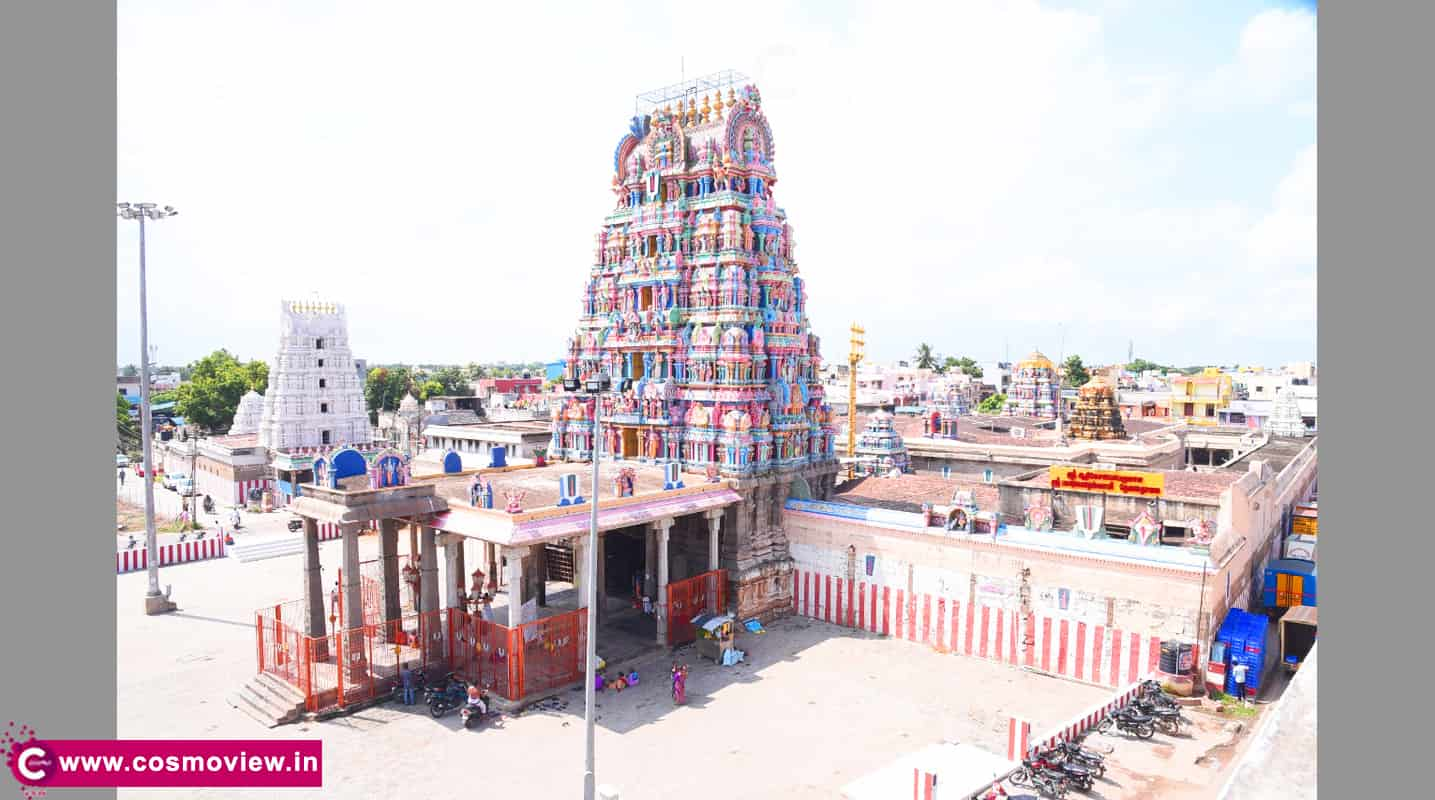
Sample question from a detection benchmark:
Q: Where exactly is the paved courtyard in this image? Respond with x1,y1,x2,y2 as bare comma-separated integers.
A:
117,538,1126,799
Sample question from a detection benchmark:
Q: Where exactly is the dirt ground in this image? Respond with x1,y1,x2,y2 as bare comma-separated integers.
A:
116,541,1117,799
996,691,1268,799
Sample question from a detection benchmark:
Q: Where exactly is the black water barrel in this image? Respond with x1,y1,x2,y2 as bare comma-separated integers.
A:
1160,640,1195,674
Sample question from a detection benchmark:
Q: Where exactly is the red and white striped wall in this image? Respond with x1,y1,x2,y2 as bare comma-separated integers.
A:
116,537,227,574
235,478,273,505
791,569,1164,689
313,521,378,541
1015,676,1149,758
912,767,938,800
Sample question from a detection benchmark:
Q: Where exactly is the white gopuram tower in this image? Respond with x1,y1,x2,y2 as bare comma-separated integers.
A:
228,389,265,436
1266,386,1307,438
257,299,370,450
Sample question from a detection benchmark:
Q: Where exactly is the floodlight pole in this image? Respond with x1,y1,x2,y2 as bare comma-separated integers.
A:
582,374,607,800
118,201,179,615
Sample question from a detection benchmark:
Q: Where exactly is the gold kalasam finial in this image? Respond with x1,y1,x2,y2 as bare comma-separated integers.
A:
701,94,712,122
687,97,697,125
726,88,736,108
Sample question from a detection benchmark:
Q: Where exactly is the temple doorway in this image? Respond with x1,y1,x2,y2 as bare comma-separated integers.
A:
621,427,639,459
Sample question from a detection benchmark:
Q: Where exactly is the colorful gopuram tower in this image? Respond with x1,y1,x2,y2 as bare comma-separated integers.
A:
552,76,840,617
1004,350,1060,418
853,410,912,476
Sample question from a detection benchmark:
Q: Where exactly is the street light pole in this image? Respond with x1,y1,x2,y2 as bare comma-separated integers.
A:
118,202,179,615
576,371,611,800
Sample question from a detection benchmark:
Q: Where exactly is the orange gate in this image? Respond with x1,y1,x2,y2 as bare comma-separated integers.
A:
666,569,728,645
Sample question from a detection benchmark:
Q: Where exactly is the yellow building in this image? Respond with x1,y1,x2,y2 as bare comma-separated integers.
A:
1169,368,1232,426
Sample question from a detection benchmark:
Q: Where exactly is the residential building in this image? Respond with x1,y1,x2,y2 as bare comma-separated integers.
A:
1169,368,1233,426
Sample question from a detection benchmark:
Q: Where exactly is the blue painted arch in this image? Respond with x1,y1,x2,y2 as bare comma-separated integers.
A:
442,450,463,474
330,448,368,480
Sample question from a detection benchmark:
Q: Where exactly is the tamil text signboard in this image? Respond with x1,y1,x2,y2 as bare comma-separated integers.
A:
1049,466,1164,498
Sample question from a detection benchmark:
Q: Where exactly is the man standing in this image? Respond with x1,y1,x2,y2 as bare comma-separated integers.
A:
1232,662,1248,704
119,468,126,488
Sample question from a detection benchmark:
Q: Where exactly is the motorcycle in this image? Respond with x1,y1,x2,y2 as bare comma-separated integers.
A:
202,495,215,514
1052,740,1106,779
1097,707,1155,740
287,517,304,532
1026,767,1071,800
671,664,689,706
1138,680,1180,708
460,687,494,730
1015,753,1092,794
1132,698,1189,736
426,673,468,718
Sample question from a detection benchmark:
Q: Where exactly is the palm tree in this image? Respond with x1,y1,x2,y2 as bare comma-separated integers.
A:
914,343,938,370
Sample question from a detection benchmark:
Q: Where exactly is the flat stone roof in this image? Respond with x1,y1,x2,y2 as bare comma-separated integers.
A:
414,460,690,511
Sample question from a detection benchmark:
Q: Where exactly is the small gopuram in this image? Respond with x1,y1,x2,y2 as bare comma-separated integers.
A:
552,73,841,619
1068,372,1126,440
1004,350,1060,418
258,299,385,505
853,410,912,476
228,389,264,436
1267,386,1307,437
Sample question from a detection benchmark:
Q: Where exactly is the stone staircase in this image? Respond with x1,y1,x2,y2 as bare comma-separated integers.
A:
228,673,307,727
228,532,305,563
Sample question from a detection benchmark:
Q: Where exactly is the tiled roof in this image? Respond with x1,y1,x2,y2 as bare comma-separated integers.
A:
833,473,999,514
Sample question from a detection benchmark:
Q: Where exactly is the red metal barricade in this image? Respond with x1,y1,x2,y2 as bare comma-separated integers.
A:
666,569,728,645
512,608,587,701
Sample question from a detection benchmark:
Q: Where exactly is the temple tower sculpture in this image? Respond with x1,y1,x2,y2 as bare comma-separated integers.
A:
1068,373,1126,440
1267,386,1307,437
228,389,265,436
1004,350,1060,418
556,77,840,619
257,300,370,450
853,410,912,476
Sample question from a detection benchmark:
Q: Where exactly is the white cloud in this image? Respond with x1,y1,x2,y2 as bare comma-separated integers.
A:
1191,8,1317,112
1246,143,1317,272
117,0,1317,369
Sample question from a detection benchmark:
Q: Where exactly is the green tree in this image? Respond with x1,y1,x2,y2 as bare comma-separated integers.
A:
1126,358,1171,374
417,380,444,401
365,366,414,412
464,362,486,381
977,393,1006,414
173,350,269,433
914,343,938,370
431,366,473,397
150,390,178,405
1063,355,1090,387
117,391,139,453
120,364,138,377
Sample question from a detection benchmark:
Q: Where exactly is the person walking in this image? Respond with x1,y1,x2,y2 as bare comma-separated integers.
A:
119,468,126,488
1231,662,1248,704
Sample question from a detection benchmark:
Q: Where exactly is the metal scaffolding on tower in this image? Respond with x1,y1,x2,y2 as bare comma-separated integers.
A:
634,69,751,114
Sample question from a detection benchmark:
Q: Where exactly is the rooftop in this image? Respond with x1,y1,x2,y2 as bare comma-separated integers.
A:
414,460,684,511
1226,435,1313,474
1008,467,1239,502
833,473,998,514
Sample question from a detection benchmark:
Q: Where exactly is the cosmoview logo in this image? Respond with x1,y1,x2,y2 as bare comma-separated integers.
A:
15,746,52,782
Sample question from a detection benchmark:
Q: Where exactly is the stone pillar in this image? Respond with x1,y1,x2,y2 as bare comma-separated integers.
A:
341,522,363,631
705,509,723,572
379,519,401,625
443,538,463,610
535,544,548,607
595,531,607,629
301,518,327,660
487,542,499,594
420,526,440,616
341,521,365,676
644,528,658,598
505,547,526,627
653,517,674,646
572,536,586,596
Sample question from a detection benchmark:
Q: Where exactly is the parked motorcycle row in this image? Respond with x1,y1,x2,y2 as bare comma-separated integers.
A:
1008,680,1190,798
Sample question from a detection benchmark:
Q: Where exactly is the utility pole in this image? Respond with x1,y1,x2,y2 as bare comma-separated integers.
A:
578,370,612,800
118,202,179,615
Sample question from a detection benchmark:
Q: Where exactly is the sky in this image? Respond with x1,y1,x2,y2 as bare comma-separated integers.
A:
117,0,1317,371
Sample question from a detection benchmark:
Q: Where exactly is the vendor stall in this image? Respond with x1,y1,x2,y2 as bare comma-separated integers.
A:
691,612,737,664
